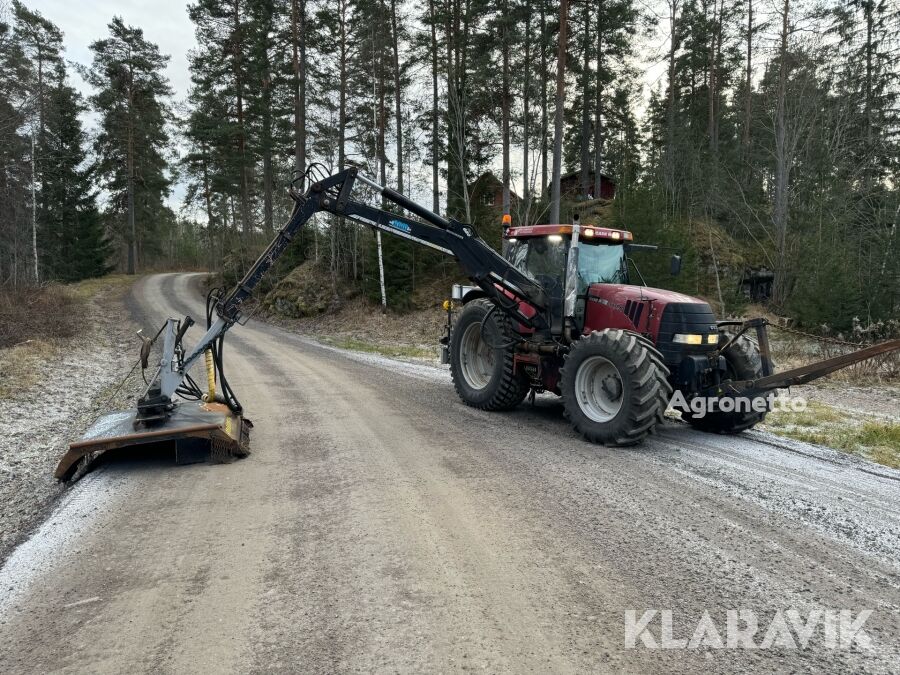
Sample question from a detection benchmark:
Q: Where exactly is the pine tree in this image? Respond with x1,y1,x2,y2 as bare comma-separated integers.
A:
39,73,110,281
85,17,172,274
0,8,31,286
12,0,62,282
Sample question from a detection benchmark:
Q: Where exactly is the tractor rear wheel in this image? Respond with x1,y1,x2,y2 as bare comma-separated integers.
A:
449,299,528,411
560,329,671,446
683,333,770,434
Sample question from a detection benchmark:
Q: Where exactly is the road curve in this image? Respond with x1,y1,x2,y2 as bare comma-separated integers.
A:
1,273,898,673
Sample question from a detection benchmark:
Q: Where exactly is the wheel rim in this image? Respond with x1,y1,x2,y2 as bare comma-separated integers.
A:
460,322,495,389
574,355,624,423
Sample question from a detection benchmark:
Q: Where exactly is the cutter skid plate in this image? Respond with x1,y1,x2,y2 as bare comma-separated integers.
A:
56,402,250,481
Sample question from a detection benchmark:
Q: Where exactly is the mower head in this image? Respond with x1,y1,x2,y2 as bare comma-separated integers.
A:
55,401,250,482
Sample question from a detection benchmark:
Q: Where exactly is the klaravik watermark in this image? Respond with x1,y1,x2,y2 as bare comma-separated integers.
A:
667,390,808,419
625,609,873,650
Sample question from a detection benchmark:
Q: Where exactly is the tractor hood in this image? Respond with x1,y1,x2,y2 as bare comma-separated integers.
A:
587,283,709,313
584,283,719,361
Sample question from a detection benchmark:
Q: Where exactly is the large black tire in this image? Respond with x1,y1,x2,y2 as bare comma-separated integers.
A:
560,329,672,446
683,333,770,434
449,299,528,411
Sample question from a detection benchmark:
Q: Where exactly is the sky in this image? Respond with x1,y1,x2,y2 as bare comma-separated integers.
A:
32,0,197,101
28,1,198,210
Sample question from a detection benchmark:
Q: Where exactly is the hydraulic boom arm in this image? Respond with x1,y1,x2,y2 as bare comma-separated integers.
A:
149,168,550,416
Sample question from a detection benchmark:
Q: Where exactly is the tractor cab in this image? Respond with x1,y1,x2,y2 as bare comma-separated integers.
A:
503,224,634,330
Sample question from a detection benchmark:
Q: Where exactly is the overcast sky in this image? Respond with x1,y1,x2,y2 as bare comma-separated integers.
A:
32,0,197,101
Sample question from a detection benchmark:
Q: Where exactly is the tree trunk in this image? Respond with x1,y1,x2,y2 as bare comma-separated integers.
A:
445,0,460,216
127,62,136,275
31,133,38,282
376,230,387,309
378,33,387,191
291,0,307,176
665,0,679,201
540,0,548,199
864,1,874,184
201,144,215,270
333,0,350,290
338,0,347,170
579,0,591,199
501,0,511,215
593,0,604,199
741,0,752,170
707,0,719,154
232,0,250,234
428,0,440,213
523,0,532,217
772,0,790,305
549,0,568,223
261,38,273,235
389,0,404,192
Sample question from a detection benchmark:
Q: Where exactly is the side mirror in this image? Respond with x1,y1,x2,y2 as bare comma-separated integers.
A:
670,254,682,276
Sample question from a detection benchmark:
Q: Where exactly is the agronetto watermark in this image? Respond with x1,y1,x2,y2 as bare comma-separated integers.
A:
624,609,873,650
667,390,807,419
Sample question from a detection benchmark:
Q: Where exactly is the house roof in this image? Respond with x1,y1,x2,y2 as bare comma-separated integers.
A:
559,169,615,183
468,171,521,201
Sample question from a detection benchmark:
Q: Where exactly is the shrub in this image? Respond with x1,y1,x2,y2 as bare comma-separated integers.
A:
0,285,83,349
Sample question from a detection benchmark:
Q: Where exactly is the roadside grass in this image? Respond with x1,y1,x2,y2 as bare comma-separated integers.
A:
0,274,135,400
762,401,900,469
321,336,437,360
0,339,58,398
67,273,135,301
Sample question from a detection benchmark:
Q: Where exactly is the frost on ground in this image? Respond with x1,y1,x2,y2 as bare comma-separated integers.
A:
0,278,139,565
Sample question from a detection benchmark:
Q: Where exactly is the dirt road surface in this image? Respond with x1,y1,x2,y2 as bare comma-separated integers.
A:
1,273,898,673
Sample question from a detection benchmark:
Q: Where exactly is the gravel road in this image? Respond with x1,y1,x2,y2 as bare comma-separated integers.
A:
1,273,898,673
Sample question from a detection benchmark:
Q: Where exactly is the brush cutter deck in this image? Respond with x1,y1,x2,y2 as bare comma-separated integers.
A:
55,402,250,481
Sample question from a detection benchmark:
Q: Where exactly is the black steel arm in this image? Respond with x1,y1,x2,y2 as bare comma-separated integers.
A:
159,167,551,415
218,167,550,331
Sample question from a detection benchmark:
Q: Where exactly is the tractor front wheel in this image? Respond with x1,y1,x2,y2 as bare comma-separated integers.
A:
560,330,672,446
449,299,528,411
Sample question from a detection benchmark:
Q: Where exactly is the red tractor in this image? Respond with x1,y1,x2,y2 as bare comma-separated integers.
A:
442,221,764,444
443,220,896,445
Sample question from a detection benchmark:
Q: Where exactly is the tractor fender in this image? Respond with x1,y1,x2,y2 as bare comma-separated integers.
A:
461,289,487,304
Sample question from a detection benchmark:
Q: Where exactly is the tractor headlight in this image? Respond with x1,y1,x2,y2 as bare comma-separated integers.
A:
672,333,704,345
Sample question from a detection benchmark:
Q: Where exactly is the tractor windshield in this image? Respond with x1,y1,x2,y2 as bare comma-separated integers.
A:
506,235,568,296
576,240,627,291
505,234,628,330
505,235,627,296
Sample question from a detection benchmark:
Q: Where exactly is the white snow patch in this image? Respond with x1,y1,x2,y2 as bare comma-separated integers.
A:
290,334,450,383
0,468,130,617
